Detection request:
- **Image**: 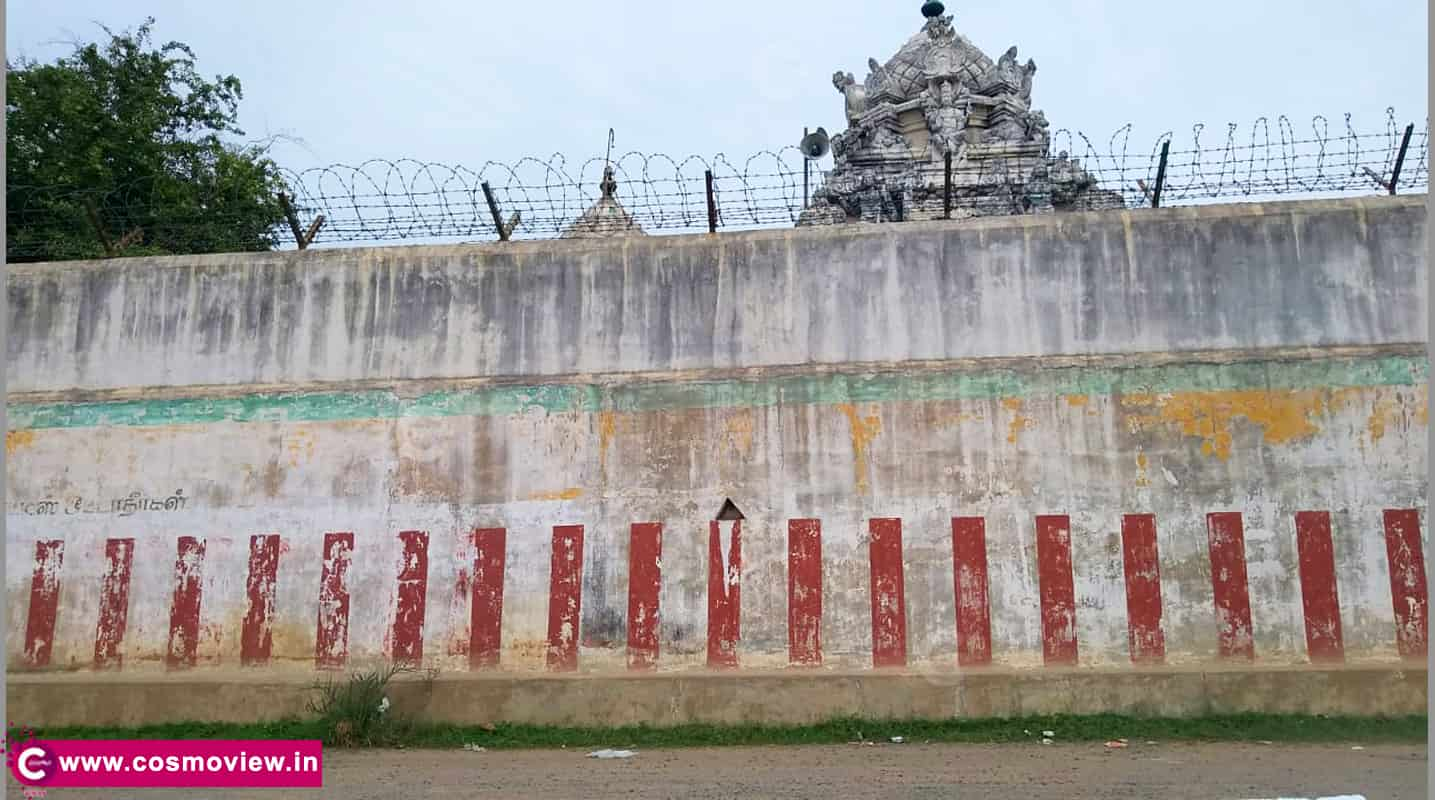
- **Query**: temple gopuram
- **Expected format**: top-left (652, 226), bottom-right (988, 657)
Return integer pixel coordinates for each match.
top-left (563, 166), bottom-right (648, 238)
top-left (798, 2), bottom-right (1124, 225)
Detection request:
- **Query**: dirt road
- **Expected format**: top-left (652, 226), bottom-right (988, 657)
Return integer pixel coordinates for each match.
top-left (12, 742), bottom-right (1426, 799)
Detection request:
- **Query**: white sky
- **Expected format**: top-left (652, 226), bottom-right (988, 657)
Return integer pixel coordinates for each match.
top-left (7, 1), bottom-right (1430, 181)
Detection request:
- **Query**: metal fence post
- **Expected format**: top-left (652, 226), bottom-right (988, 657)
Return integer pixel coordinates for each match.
top-left (1151, 140), bottom-right (1170, 209)
top-left (481, 182), bottom-right (520, 241)
top-left (278, 193), bottom-right (325, 250)
top-left (705, 170), bottom-right (717, 234)
top-left (803, 128), bottom-right (810, 209)
top-left (1389, 123), bottom-right (1415, 195)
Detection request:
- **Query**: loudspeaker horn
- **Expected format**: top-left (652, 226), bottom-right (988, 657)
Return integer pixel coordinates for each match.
top-left (799, 127), bottom-right (830, 159)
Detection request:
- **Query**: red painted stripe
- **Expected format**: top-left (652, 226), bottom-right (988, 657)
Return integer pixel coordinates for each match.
top-left (94, 538), bottom-right (135, 669)
top-left (393, 530), bottom-right (430, 666)
top-left (1120, 514), bottom-right (1166, 665)
top-left (787, 519), bottom-right (822, 666)
top-left (166, 536), bottom-right (206, 669)
top-left (627, 523), bottom-right (663, 671)
top-left (951, 517), bottom-right (992, 667)
top-left (1294, 511), bottom-right (1344, 663)
top-left (24, 540), bottom-right (65, 668)
top-left (1383, 508), bottom-right (1429, 660)
top-left (315, 532), bottom-right (354, 670)
top-left (546, 525), bottom-right (585, 671)
top-left (241, 534), bottom-right (281, 666)
top-left (869, 518), bottom-right (907, 668)
top-left (1035, 514), bottom-right (1078, 666)
top-left (1206, 511), bottom-right (1255, 660)
top-left (470, 528), bottom-right (507, 670)
top-left (707, 520), bottom-right (742, 669)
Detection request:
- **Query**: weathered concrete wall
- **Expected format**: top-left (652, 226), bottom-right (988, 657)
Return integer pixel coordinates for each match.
top-left (10, 667), bottom-right (1428, 728)
top-left (5, 197), bottom-right (1428, 695)
top-left (6, 198), bottom-right (1425, 394)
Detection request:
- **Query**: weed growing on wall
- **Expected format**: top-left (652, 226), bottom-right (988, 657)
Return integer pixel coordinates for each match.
top-left (305, 664), bottom-right (438, 747)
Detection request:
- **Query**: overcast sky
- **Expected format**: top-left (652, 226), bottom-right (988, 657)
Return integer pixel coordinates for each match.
top-left (8, 0), bottom-right (1429, 179)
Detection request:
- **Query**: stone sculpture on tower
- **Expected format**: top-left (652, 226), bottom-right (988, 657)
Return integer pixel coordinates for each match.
top-left (798, 2), bottom-right (1123, 225)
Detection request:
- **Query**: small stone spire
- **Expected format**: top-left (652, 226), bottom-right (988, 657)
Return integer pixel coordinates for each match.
top-left (563, 165), bottom-right (647, 239)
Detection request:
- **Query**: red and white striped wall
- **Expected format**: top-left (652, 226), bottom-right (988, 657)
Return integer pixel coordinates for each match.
top-left (12, 507), bottom-right (1428, 673)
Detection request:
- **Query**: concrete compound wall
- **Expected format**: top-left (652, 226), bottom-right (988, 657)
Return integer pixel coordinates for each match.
top-left (5, 197), bottom-right (1429, 687)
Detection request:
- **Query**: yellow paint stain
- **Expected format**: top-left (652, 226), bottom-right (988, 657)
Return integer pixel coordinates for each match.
top-left (836, 403), bottom-right (882, 493)
top-left (932, 410), bottom-right (982, 428)
top-left (1065, 395), bottom-right (1089, 407)
top-left (284, 428), bottom-right (317, 467)
top-left (722, 410), bottom-right (755, 456)
top-left (1135, 451), bottom-right (1151, 487)
top-left (528, 487), bottom-right (584, 501)
top-left (1122, 389), bottom-right (1334, 461)
top-left (5, 430), bottom-right (36, 455)
top-left (1366, 395), bottom-right (1391, 444)
top-left (1357, 386), bottom-right (1430, 447)
top-left (597, 411), bottom-right (617, 472)
top-left (1001, 397), bottom-right (1035, 443)
top-left (1324, 387), bottom-right (1361, 417)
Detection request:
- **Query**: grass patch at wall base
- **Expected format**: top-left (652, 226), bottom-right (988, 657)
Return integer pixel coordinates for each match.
top-left (37, 713), bottom-right (1427, 750)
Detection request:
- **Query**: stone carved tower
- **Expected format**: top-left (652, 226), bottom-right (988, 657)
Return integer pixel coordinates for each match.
top-left (799, 3), bottom-right (1123, 226)
top-left (563, 166), bottom-right (647, 239)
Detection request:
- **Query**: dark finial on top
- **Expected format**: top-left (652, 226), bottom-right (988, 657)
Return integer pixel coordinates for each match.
top-left (600, 165), bottom-right (618, 199)
top-left (921, 1), bottom-right (946, 18)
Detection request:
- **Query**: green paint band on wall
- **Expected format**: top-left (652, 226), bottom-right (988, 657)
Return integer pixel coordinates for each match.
top-left (8, 355), bottom-right (1427, 432)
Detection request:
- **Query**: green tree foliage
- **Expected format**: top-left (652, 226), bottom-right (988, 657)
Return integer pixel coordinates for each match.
top-left (7, 18), bottom-right (288, 262)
